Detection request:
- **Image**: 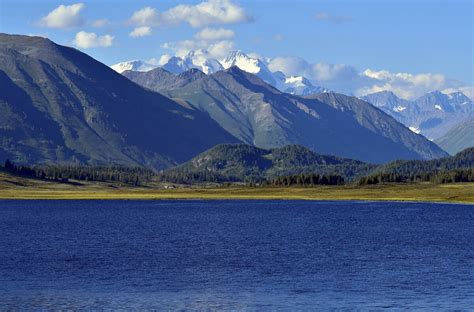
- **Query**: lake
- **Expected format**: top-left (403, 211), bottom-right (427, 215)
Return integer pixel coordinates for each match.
top-left (0, 200), bottom-right (473, 309)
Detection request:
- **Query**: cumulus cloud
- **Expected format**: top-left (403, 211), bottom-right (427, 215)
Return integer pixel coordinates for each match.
top-left (442, 86), bottom-right (474, 100)
top-left (157, 55), bottom-right (172, 65)
top-left (163, 39), bottom-right (235, 59)
top-left (73, 31), bottom-right (114, 48)
top-left (268, 56), bottom-right (471, 99)
top-left (162, 26), bottom-right (236, 59)
top-left (128, 6), bottom-right (157, 26)
top-left (195, 27), bottom-right (234, 40)
top-left (128, 0), bottom-right (251, 28)
top-left (268, 56), bottom-right (311, 76)
top-left (313, 12), bottom-right (352, 24)
top-left (358, 69), bottom-right (469, 99)
top-left (129, 26), bottom-right (152, 37)
top-left (39, 3), bottom-right (85, 29)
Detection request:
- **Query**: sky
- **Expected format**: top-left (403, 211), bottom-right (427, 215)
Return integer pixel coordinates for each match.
top-left (0, 0), bottom-right (473, 99)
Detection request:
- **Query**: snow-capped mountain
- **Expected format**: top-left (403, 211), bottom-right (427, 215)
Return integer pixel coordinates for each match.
top-left (162, 51), bottom-right (224, 75)
top-left (110, 60), bottom-right (158, 74)
top-left (114, 50), bottom-right (329, 96)
top-left (280, 75), bottom-right (330, 95)
top-left (363, 90), bottom-right (474, 140)
top-left (220, 50), bottom-right (278, 86)
top-left (159, 50), bottom-right (329, 95)
top-left (362, 90), bottom-right (410, 113)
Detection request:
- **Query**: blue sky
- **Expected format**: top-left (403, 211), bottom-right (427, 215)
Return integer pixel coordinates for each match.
top-left (0, 0), bottom-right (472, 98)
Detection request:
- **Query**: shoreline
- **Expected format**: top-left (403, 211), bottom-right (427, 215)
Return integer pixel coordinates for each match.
top-left (1, 184), bottom-right (473, 204)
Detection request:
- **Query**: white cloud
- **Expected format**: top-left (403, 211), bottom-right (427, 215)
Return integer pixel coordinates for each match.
top-left (311, 63), bottom-right (358, 81)
top-left (268, 56), bottom-right (310, 76)
top-left (39, 3), bottom-right (85, 29)
top-left (129, 26), bottom-right (152, 37)
top-left (128, 0), bottom-right (251, 28)
top-left (247, 52), bottom-right (264, 61)
top-left (128, 7), bottom-right (157, 26)
top-left (163, 39), bottom-right (235, 59)
top-left (358, 69), bottom-right (470, 99)
top-left (268, 56), bottom-right (472, 99)
top-left (313, 12), bottom-right (352, 24)
top-left (206, 40), bottom-right (235, 59)
top-left (157, 55), bottom-right (172, 66)
top-left (73, 31), bottom-right (114, 49)
top-left (443, 86), bottom-right (474, 100)
top-left (195, 27), bottom-right (234, 40)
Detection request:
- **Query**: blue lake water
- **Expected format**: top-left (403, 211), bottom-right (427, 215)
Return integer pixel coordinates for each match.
top-left (0, 200), bottom-right (473, 310)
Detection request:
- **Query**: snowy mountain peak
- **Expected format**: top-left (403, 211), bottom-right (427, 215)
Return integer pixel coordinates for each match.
top-left (285, 76), bottom-right (313, 87)
top-left (110, 60), bottom-right (157, 73)
top-left (447, 91), bottom-right (472, 105)
top-left (161, 51), bottom-right (223, 75)
top-left (113, 50), bottom-right (329, 97)
top-left (220, 50), bottom-right (263, 74)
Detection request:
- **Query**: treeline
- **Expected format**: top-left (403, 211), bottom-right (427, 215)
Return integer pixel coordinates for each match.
top-left (272, 173), bottom-right (344, 186)
top-left (157, 171), bottom-right (230, 184)
top-left (359, 169), bottom-right (474, 185)
top-left (1, 160), bottom-right (154, 185)
top-left (156, 170), bottom-right (263, 184)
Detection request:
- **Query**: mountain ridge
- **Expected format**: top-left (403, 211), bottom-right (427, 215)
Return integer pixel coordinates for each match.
top-left (0, 33), bottom-right (238, 169)
top-left (114, 50), bottom-right (329, 96)
top-left (158, 66), bottom-right (448, 163)
top-left (363, 89), bottom-right (474, 140)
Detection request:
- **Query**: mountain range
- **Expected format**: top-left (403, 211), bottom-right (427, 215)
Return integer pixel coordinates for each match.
top-left (112, 50), bottom-right (329, 97)
top-left (0, 34), bottom-right (238, 169)
top-left (0, 34), bottom-right (459, 171)
top-left (124, 65), bottom-right (447, 163)
top-left (362, 90), bottom-right (474, 141)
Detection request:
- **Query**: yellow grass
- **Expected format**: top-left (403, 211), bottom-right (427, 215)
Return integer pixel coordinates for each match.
top-left (0, 172), bottom-right (473, 203)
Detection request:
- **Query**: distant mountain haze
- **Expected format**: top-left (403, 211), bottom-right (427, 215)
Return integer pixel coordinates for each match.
top-left (363, 90), bottom-right (474, 140)
top-left (435, 117), bottom-right (474, 155)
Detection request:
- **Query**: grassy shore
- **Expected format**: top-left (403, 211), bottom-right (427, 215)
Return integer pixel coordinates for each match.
top-left (1, 172), bottom-right (473, 203)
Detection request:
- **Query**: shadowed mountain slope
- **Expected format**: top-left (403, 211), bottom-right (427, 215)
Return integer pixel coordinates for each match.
top-left (0, 34), bottom-right (238, 169)
top-left (160, 67), bottom-right (448, 163)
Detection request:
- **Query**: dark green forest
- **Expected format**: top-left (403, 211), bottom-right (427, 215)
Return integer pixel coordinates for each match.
top-left (1, 146), bottom-right (473, 186)
top-left (1, 160), bottom-right (154, 186)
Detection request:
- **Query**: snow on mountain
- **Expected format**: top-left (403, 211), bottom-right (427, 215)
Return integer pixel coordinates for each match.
top-left (161, 51), bottom-right (224, 75)
top-left (162, 56), bottom-right (198, 74)
top-left (110, 60), bottom-right (157, 74)
top-left (116, 50), bottom-right (329, 96)
top-left (220, 50), bottom-right (277, 86)
top-left (280, 75), bottom-right (330, 95)
top-left (446, 91), bottom-right (472, 106)
top-left (218, 50), bottom-right (330, 95)
top-left (187, 51), bottom-right (224, 74)
top-left (393, 105), bottom-right (407, 112)
top-left (363, 90), bottom-right (474, 140)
